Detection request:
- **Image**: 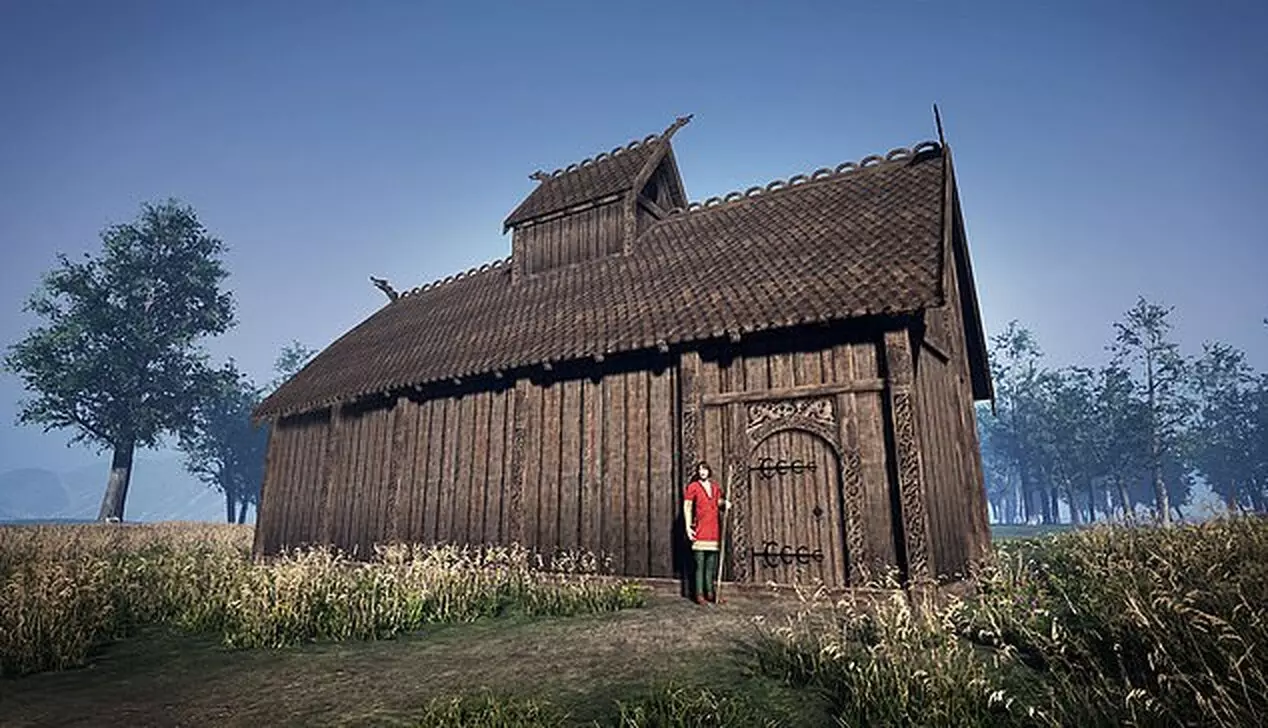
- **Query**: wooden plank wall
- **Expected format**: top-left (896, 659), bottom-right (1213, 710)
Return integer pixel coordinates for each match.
top-left (520, 361), bottom-right (678, 577)
top-left (516, 199), bottom-right (625, 275)
top-left (697, 329), bottom-right (900, 579)
top-left (254, 410), bottom-right (331, 556)
top-left (912, 233), bottom-right (992, 577)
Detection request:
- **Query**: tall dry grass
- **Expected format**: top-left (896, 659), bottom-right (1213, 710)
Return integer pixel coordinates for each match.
top-left (0, 522), bottom-right (645, 677)
top-left (754, 516), bottom-right (1268, 727)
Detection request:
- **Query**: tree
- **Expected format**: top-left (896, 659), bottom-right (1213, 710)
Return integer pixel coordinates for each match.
top-left (1191, 342), bottom-right (1257, 513)
top-left (1034, 367), bottom-right (1100, 524)
top-left (988, 321), bottom-right (1052, 523)
top-left (178, 342), bottom-right (318, 524)
top-left (270, 340), bottom-right (318, 391)
top-left (4, 200), bottom-right (234, 521)
top-left (1092, 363), bottom-right (1150, 521)
top-left (179, 363), bottom-right (266, 523)
top-left (1109, 298), bottom-right (1192, 525)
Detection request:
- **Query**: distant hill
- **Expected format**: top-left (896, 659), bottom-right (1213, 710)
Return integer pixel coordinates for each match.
top-left (0, 456), bottom-right (230, 523)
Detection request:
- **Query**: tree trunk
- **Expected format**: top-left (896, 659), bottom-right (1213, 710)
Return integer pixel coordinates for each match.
top-left (1067, 480), bottom-right (1082, 525)
top-left (225, 490), bottom-right (237, 524)
top-left (1086, 478), bottom-right (1097, 522)
top-left (1226, 480), bottom-right (1238, 514)
top-left (237, 498), bottom-right (249, 524)
top-left (1249, 487), bottom-right (1265, 514)
top-left (1145, 352), bottom-right (1171, 526)
top-left (1116, 474), bottom-right (1132, 522)
top-left (1152, 442), bottom-right (1170, 526)
top-left (97, 441), bottom-right (136, 521)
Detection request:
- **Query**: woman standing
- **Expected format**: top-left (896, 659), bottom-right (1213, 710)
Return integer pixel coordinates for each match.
top-left (683, 461), bottom-right (729, 604)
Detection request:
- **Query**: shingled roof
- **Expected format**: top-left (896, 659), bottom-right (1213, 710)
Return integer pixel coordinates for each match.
top-left (503, 116), bottom-right (692, 230)
top-left (257, 141), bottom-right (952, 420)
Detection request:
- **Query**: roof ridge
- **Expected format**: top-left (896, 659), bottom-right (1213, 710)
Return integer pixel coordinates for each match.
top-left (527, 116), bottom-right (691, 183)
top-left (397, 256), bottom-right (513, 299)
top-left (657, 141), bottom-right (941, 219)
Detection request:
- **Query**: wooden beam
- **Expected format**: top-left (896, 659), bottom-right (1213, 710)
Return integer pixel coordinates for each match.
top-left (638, 194), bottom-right (668, 219)
top-left (508, 379), bottom-right (529, 545)
top-left (385, 395), bottom-right (409, 543)
top-left (679, 350), bottom-right (703, 481)
top-left (882, 329), bottom-right (932, 584)
top-left (701, 378), bottom-right (885, 407)
top-left (317, 404), bottom-right (344, 545)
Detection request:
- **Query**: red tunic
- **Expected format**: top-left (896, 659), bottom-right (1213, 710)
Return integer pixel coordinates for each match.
top-left (684, 479), bottom-right (724, 545)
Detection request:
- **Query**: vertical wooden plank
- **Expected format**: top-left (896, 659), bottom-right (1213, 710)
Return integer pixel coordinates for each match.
top-left (559, 377), bottom-right (582, 552)
top-left (648, 365), bottom-right (674, 577)
top-left (365, 408), bottom-right (388, 554)
top-left (412, 400), bottom-right (436, 544)
top-left (318, 405), bottom-right (344, 546)
top-left (424, 399), bottom-right (448, 543)
top-left (626, 369), bottom-right (650, 576)
top-left (386, 399), bottom-right (406, 543)
top-left (508, 381), bottom-right (528, 545)
top-left (701, 353), bottom-right (723, 475)
top-left (851, 341), bottom-right (897, 577)
top-left (679, 350), bottom-right (703, 577)
top-left (603, 370), bottom-right (627, 572)
top-left (467, 390), bottom-right (491, 545)
top-left (395, 398), bottom-right (419, 544)
top-left (727, 399), bottom-right (749, 584)
top-left (358, 410), bottom-right (380, 555)
top-left (255, 422), bottom-right (284, 554)
top-left (538, 381), bottom-right (561, 552)
top-left (521, 381), bottom-right (543, 549)
top-left (580, 376), bottom-right (602, 553)
top-left (271, 422), bottom-right (297, 550)
top-left (884, 328), bottom-right (932, 584)
top-left (484, 389), bottom-right (506, 545)
top-left (294, 419), bottom-right (320, 546)
top-left (451, 393), bottom-right (475, 545)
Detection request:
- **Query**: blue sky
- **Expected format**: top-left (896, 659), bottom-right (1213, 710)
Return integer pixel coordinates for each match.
top-left (1, 0), bottom-right (1265, 479)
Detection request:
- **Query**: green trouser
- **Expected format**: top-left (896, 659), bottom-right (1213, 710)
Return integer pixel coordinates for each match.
top-left (693, 549), bottom-right (719, 597)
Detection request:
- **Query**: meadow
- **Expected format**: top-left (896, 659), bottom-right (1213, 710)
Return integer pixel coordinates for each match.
top-left (2, 518), bottom-right (1265, 727)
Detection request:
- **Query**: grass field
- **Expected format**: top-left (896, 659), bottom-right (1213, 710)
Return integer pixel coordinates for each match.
top-left (2, 519), bottom-right (1266, 727)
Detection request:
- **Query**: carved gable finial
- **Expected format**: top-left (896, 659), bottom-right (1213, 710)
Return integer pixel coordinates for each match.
top-left (370, 276), bottom-right (399, 302)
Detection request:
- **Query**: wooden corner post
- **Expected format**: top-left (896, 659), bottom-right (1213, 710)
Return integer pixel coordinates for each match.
top-left (882, 329), bottom-right (933, 585)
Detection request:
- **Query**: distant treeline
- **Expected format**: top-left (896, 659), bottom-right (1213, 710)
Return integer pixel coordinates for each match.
top-left (977, 298), bottom-right (1267, 525)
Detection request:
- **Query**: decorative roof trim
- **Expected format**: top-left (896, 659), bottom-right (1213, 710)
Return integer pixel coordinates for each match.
top-left (526, 115), bottom-right (693, 182)
top-left (658, 141), bottom-right (941, 219)
top-left (395, 256), bottom-right (513, 300)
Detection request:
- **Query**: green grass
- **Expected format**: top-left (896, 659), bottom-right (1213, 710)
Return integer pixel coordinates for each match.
top-left (4, 519), bottom-right (1266, 727)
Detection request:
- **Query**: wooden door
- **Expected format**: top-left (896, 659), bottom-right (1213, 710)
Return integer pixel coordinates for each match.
top-left (745, 429), bottom-right (847, 587)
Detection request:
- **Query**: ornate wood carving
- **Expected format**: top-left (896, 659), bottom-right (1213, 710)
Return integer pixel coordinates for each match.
top-left (508, 381), bottom-right (528, 545)
top-left (680, 351), bottom-right (702, 480)
top-left (728, 403), bottom-right (749, 584)
top-left (892, 389), bottom-right (930, 581)
top-left (884, 329), bottom-right (932, 584)
top-left (746, 397), bottom-right (835, 432)
top-left (841, 447), bottom-right (869, 585)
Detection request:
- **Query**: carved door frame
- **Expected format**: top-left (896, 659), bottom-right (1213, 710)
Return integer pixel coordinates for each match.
top-left (713, 396), bottom-right (868, 585)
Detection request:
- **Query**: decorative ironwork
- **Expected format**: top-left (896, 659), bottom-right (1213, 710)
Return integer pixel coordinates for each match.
top-left (746, 398), bottom-right (835, 432)
top-left (753, 541), bottom-right (825, 568)
top-left (749, 457), bottom-right (818, 480)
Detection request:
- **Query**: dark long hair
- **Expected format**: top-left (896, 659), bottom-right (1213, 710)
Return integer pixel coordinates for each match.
top-left (695, 461), bottom-right (712, 480)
